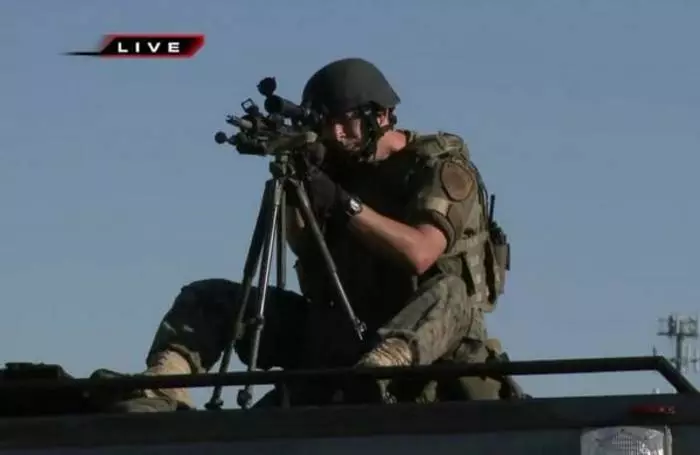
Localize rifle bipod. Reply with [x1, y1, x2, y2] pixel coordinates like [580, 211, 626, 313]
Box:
[205, 154, 366, 410]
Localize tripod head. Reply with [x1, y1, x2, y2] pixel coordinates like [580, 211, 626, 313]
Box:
[214, 77, 321, 157]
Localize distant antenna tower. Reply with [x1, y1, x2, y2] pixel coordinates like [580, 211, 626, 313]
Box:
[653, 313, 700, 374]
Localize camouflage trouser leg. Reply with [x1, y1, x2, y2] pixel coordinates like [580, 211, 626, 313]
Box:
[360, 274, 524, 402]
[353, 274, 494, 403]
[146, 278, 310, 373]
[105, 278, 310, 411]
[375, 274, 486, 366]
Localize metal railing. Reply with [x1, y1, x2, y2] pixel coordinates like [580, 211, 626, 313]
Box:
[1, 355, 697, 395]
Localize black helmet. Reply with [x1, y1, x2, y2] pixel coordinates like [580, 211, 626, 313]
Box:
[302, 58, 400, 116]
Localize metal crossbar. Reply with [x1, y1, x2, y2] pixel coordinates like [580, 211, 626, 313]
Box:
[1, 356, 697, 395]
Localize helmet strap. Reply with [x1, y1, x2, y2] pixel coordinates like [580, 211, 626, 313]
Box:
[356, 106, 392, 163]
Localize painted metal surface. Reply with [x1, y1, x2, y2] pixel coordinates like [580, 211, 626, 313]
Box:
[1, 357, 699, 454]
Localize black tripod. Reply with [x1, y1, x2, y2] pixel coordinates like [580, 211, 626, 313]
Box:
[205, 152, 367, 410]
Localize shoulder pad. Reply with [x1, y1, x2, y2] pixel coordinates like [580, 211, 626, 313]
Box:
[412, 131, 470, 164]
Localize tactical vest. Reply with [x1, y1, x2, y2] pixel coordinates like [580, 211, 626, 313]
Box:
[409, 132, 511, 311]
[294, 131, 511, 314]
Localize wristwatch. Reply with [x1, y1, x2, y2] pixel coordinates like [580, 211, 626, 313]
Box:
[345, 195, 363, 218]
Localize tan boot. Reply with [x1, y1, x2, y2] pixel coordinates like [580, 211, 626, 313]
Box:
[358, 337, 414, 367]
[352, 338, 414, 404]
[141, 350, 195, 409]
[89, 350, 196, 413]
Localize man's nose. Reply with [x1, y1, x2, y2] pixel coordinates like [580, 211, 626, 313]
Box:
[333, 123, 346, 139]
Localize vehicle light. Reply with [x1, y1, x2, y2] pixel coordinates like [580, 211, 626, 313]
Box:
[629, 404, 675, 415]
[581, 426, 671, 454]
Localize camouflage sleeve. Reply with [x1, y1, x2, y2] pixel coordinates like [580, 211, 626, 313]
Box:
[406, 157, 478, 250]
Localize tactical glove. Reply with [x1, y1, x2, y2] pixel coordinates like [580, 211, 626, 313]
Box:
[304, 164, 352, 222]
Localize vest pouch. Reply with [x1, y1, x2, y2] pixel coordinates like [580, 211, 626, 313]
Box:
[492, 243, 508, 296]
[492, 243, 510, 270]
[489, 221, 510, 268]
[488, 221, 510, 297]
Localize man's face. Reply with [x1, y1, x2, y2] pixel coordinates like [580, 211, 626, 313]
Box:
[321, 110, 365, 156]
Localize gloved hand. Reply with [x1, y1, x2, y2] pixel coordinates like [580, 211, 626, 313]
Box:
[304, 164, 352, 222]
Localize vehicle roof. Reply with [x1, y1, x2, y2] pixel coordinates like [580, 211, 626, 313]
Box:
[1, 393, 700, 450]
[0, 355, 698, 450]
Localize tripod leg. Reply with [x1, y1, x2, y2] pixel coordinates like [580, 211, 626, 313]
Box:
[275, 188, 292, 407]
[289, 180, 366, 341]
[205, 181, 270, 411]
[276, 188, 287, 290]
[237, 177, 286, 409]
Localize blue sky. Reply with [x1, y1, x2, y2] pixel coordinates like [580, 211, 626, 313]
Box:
[2, 0, 699, 407]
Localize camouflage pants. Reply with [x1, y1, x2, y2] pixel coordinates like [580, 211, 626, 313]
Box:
[144, 274, 516, 407]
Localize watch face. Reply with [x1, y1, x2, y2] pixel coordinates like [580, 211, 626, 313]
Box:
[349, 198, 362, 214]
